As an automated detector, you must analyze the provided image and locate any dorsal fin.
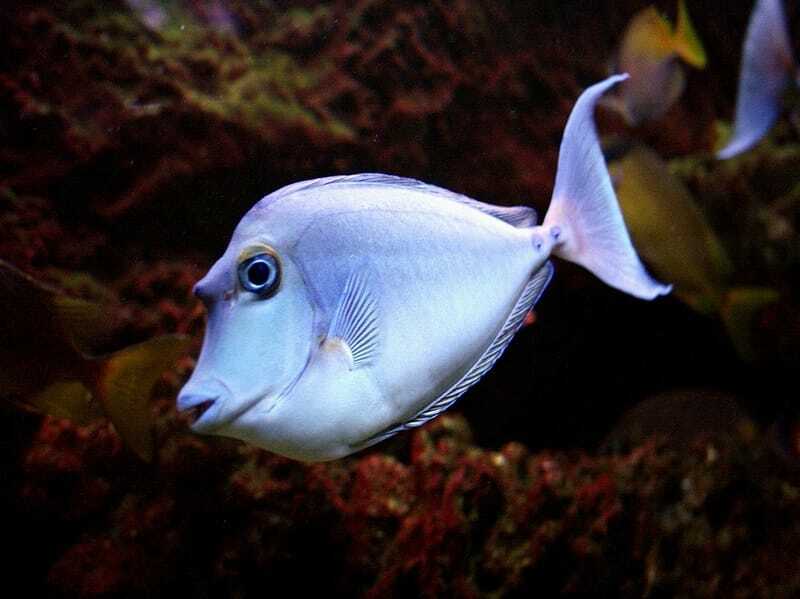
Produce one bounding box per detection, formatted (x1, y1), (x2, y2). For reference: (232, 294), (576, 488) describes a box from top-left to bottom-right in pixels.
(267, 173), (538, 228)
(470, 203), (538, 228)
(355, 262), (554, 449)
(327, 267), (379, 369)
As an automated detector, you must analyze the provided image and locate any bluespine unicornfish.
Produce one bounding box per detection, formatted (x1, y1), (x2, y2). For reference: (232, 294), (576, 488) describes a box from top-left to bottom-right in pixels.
(0, 260), (190, 461)
(177, 75), (671, 462)
(718, 0), (797, 159)
(604, 0), (707, 125)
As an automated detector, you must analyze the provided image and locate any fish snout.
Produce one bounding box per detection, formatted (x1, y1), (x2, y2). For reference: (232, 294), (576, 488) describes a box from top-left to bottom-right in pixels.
(177, 378), (230, 431)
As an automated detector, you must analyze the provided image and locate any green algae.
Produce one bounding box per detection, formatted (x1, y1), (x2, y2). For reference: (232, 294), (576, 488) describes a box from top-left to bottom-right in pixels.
(10, 3), (354, 160)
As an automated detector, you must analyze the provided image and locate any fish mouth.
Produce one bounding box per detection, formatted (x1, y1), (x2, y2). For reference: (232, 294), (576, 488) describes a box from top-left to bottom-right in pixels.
(187, 399), (216, 425)
(176, 392), (223, 432)
(177, 377), (277, 434)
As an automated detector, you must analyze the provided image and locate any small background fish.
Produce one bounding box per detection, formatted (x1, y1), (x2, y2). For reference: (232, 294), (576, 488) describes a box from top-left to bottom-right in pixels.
(604, 0), (707, 125)
(609, 143), (780, 360)
(0, 260), (190, 461)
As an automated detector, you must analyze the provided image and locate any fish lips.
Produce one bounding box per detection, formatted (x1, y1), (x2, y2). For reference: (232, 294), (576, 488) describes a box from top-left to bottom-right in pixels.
(177, 378), (272, 433)
(177, 392), (224, 432)
(177, 378), (234, 432)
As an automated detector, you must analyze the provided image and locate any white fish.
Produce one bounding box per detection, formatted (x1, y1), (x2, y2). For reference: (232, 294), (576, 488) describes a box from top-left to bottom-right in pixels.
(177, 75), (670, 462)
(717, 0), (797, 159)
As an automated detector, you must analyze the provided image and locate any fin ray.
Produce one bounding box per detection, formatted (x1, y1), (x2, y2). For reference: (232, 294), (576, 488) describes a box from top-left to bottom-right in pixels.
(0, 259), (114, 353)
(328, 267), (379, 369)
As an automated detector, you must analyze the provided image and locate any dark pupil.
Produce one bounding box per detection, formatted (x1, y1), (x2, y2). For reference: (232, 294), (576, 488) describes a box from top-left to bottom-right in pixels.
(247, 261), (271, 286)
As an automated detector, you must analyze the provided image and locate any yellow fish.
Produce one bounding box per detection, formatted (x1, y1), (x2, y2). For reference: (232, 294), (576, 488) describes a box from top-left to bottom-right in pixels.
(609, 145), (779, 359)
(605, 0), (707, 125)
(0, 260), (190, 461)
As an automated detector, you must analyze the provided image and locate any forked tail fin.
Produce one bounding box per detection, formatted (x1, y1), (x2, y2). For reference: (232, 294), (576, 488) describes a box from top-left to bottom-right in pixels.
(542, 74), (672, 300)
(96, 335), (190, 461)
(672, 0), (707, 68)
(717, 0), (795, 159)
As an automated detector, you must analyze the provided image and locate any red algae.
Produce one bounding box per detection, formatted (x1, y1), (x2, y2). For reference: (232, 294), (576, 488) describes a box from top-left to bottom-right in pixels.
(13, 392), (800, 597)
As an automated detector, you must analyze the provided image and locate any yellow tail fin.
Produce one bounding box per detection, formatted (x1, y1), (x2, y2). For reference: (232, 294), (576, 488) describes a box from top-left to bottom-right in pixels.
(97, 335), (190, 461)
(673, 0), (707, 68)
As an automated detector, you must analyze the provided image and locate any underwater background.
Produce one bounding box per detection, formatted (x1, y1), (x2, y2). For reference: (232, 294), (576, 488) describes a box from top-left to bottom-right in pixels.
(1, 0), (800, 596)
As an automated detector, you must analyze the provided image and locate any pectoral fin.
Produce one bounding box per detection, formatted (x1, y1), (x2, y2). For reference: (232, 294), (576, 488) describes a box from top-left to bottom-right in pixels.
(324, 268), (379, 370)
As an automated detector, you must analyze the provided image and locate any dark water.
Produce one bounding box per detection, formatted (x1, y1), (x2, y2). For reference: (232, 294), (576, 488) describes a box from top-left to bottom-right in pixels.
(2, 1), (800, 597)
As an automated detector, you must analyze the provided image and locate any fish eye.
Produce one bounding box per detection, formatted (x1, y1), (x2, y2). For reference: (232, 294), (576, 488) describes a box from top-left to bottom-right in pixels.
(238, 253), (280, 296)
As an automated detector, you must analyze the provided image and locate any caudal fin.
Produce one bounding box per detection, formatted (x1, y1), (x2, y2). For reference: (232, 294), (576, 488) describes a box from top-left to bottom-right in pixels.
(543, 75), (672, 300)
(717, 0), (795, 159)
(673, 0), (707, 68)
(96, 335), (190, 461)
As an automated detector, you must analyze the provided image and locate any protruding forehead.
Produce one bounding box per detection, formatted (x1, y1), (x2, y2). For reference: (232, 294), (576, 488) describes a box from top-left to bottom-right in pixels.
(194, 250), (234, 299)
(194, 198), (284, 299)
(230, 187), (325, 249)
(226, 212), (277, 256)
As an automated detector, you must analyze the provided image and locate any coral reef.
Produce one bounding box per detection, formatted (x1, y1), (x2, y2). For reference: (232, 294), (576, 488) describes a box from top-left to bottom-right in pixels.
(0, 0), (732, 250)
(14, 413), (800, 598)
(1, 1), (799, 597)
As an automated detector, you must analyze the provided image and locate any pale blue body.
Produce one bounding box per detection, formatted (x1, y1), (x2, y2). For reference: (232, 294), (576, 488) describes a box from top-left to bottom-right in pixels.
(177, 76), (669, 461)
